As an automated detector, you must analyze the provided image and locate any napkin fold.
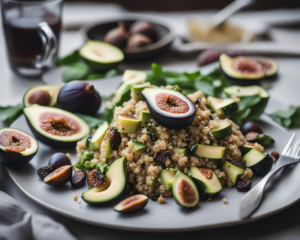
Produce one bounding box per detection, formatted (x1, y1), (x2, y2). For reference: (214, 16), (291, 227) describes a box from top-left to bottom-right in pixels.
(0, 191), (77, 240)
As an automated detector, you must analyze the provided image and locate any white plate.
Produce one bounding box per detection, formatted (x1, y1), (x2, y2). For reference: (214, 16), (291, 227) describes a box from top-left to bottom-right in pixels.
(4, 96), (299, 231)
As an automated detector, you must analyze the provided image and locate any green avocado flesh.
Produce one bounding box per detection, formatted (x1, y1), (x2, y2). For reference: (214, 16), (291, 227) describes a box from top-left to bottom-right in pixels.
(173, 147), (187, 156)
(207, 96), (238, 116)
(132, 84), (148, 102)
(132, 139), (146, 153)
(221, 160), (245, 185)
(242, 148), (273, 176)
(0, 128), (38, 156)
(147, 178), (158, 187)
(220, 54), (265, 80)
(103, 138), (113, 163)
(191, 144), (225, 167)
(23, 105), (90, 144)
(141, 88), (195, 118)
(79, 41), (124, 71)
(172, 171), (199, 208)
(224, 85), (269, 99)
(23, 85), (61, 107)
(82, 157), (127, 205)
(139, 111), (152, 124)
(242, 145), (256, 154)
(89, 122), (109, 150)
(210, 121), (232, 138)
(160, 168), (178, 189)
(112, 70), (147, 106)
(188, 167), (222, 198)
(116, 116), (141, 133)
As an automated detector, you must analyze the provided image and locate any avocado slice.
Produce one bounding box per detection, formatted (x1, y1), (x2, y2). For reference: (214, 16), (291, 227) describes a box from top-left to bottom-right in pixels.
(112, 70), (147, 106)
(160, 168), (178, 189)
(82, 157), (127, 206)
(116, 116), (141, 133)
(188, 167), (222, 198)
(207, 96), (238, 116)
(132, 84), (148, 102)
(79, 41), (124, 72)
(132, 139), (147, 153)
(243, 148), (273, 176)
(219, 54), (265, 85)
(102, 138), (113, 163)
(89, 122), (110, 150)
(173, 147), (187, 156)
(23, 85), (61, 107)
(141, 88), (196, 129)
(146, 178), (158, 187)
(122, 70), (147, 83)
(139, 111), (152, 124)
(221, 160), (245, 185)
(224, 85), (269, 99)
(172, 171), (199, 208)
(23, 105), (90, 148)
(0, 128), (38, 166)
(210, 121), (232, 138)
(242, 144), (256, 154)
(190, 144), (225, 167)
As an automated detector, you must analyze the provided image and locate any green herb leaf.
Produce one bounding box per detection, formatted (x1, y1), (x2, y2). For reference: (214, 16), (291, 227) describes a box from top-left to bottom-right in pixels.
(105, 69), (118, 78)
(57, 50), (81, 66)
(87, 73), (104, 80)
(131, 139), (147, 153)
(257, 134), (275, 146)
(0, 103), (23, 126)
(84, 161), (97, 171)
(96, 163), (110, 174)
(74, 113), (106, 129)
(74, 150), (94, 169)
(62, 62), (89, 83)
(269, 105), (300, 129)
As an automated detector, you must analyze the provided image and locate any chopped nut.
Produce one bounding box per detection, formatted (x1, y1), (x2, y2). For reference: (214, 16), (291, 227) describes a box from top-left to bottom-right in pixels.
(77, 200), (81, 204)
(207, 198), (212, 202)
(223, 198), (227, 204)
(270, 151), (280, 162)
(157, 195), (165, 204)
(66, 153), (72, 159)
(90, 159), (99, 164)
(73, 194), (78, 200)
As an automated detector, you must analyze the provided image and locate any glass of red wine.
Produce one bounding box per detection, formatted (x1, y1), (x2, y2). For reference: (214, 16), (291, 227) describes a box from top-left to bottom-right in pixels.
(1, 0), (63, 77)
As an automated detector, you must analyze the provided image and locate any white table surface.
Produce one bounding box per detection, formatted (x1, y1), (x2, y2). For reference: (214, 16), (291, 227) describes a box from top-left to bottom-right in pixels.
(1, 4), (300, 239)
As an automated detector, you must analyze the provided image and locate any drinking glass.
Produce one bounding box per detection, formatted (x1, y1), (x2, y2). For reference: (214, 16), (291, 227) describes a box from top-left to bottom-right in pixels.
(1, 0), (63, 77)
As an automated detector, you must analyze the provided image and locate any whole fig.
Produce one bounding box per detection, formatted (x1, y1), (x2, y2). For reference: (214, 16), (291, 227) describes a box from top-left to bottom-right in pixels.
(57, 81), (101, 115)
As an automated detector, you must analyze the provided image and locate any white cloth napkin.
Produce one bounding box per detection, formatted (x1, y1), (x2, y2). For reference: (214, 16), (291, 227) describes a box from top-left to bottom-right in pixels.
(0, 191), (77, 240)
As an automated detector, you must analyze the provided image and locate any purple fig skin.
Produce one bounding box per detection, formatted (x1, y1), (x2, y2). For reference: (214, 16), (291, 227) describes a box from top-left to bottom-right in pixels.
(57, 81), (101, 115)
(48, 153), (72, 170)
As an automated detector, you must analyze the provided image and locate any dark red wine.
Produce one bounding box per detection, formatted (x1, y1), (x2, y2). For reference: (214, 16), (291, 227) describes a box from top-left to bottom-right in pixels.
(3, 10), (61, 73)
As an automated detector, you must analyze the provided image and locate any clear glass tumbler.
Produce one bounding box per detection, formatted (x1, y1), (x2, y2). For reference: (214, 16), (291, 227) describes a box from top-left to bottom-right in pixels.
(1, 0), (63, 77)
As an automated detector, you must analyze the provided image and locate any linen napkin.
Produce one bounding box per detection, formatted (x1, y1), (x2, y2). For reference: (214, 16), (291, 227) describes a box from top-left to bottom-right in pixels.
(0, 191), (77, 240)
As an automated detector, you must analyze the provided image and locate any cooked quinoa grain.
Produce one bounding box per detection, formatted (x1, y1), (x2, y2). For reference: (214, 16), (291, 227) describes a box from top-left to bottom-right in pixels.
(76, 85), (253, 199)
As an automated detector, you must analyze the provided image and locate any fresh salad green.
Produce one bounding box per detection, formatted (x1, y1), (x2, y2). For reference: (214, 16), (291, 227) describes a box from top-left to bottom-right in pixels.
(269, 105), (300, 129)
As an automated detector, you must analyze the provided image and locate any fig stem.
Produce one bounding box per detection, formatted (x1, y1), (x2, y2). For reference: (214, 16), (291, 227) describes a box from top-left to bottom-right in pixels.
(86, 84), (95, 93)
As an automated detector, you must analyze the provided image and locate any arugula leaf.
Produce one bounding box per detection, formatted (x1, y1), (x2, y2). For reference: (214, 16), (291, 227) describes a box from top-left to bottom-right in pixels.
(57, 50), (81, 66)
(96, 163), (109, 174)
(269, 105), (300, 129)
(87, 73), (104, 80)
(74, 112), (106, 129)
(105, 69), (118, 78)
(62, 62), (89, 83)
(0, 103), (23, 126)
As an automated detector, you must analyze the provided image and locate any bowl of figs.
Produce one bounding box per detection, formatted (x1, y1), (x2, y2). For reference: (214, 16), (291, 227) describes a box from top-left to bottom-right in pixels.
(80, 16), (175, 61)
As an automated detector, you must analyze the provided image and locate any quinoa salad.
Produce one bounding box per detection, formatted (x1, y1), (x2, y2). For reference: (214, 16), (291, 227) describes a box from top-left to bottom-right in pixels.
(76, 83), (265, 205)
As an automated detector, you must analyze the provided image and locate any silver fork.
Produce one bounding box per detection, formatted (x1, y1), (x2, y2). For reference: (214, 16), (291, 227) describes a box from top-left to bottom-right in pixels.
(239, 133), (300, 219)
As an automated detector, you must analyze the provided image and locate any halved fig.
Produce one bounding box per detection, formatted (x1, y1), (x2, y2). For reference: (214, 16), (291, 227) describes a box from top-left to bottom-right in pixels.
(219, 54), (265, 85)
(37, 165), (54, 180)
(255, 57), (278, 77)
(23, 85), (61, 107)
(141, 88), (196, 129)
(23, 105), (90, 148)
(44, 165), (72, 187)
(0, 128), (38, 166)
(114, 194), (148, 213)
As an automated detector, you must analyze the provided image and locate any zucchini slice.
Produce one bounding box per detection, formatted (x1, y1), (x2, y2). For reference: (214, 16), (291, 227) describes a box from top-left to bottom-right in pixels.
(243, 148), (273, 176)
(210, 121), (232, 138)
(242, 144), (256, 154)
(224, 85), (269, 99)
(89, 122), (110, 150)
(173, 147), (187, 156)
(160, 168), (178, 190)
(221, 160), (245, 185)
(207, 96), (238, 116)
(188, 167), (222, 198)
(191, 144), (225, 167)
